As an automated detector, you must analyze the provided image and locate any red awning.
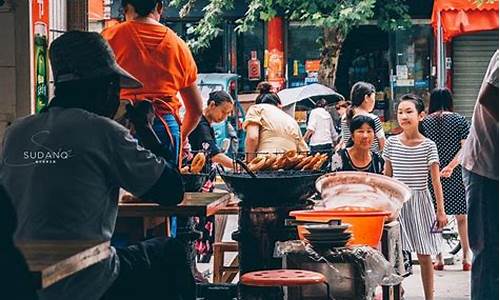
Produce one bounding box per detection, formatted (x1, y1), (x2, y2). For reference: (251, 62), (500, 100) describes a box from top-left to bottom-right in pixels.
(432, 0), (499, 41)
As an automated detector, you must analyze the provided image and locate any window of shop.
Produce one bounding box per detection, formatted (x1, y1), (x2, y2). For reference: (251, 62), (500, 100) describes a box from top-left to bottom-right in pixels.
(336, 26), (390, 125)
(286, 24), (322, 88)
(336, 26), (390, 99)
(389, 24), (433, 117)
(236, 22), (265, 93)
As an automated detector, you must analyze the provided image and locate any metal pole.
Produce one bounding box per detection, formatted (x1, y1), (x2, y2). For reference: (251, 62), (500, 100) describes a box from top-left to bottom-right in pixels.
(436, 12), (443, 88)
(437, 11), (447, 88)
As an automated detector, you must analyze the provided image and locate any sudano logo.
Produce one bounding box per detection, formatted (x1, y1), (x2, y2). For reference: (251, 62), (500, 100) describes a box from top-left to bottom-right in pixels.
(23, 150), (72, 164)
(3, 130), (75, 167)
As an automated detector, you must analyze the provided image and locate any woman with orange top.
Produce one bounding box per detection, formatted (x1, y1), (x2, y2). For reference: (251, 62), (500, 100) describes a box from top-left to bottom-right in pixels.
(102, 0), (203, 164)
(102, 0), (204, 283)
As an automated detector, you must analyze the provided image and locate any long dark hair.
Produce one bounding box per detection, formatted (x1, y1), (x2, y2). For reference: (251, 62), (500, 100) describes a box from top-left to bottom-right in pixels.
(255, 81), (281, 106)
(346, 115), (376, 147)
(122, 0), (162, 17)
(428, 88), (454, 114)
(346, 81), (376, 123)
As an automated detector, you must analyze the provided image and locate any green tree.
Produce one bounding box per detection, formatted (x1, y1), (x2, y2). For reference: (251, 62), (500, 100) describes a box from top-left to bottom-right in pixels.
(171, 0), (412, 88)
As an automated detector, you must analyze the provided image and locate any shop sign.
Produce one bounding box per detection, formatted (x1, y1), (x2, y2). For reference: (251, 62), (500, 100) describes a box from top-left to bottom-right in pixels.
(304, 76), (319, 84)
(293, 60), (299, 76)
(395, 79), (414, 87)
(305, 60), (320, 73)
(396, 65), (408, 80)
(267, 49), (284, 81)
(414, 80), (429, 89)
(248, 50), (261, 81)
(33, 0), (49, 113)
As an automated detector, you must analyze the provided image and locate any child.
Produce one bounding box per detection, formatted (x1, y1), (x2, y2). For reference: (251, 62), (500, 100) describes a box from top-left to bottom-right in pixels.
(383, 94), (448, 300)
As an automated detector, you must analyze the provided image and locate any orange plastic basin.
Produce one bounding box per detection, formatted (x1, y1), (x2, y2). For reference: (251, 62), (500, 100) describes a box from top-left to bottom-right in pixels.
(290, 208), (391, 248)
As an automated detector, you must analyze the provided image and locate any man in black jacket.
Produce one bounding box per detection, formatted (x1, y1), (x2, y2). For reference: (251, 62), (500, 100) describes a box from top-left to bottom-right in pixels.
(0, 31), (194, 300)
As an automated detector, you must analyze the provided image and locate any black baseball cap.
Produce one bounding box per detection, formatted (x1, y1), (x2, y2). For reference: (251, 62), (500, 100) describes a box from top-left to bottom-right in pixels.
(49, 31), (142, 88)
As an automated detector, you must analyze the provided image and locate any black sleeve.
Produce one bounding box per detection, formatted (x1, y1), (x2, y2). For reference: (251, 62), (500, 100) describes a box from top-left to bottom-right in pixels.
(189, 122), (221, 157)
(139, 160), (185, 206)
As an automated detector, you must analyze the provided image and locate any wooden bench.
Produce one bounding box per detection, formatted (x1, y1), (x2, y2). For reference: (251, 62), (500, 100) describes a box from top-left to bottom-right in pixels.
(213, 241), (239, 283)
(17, 240), (111, 289)
(212, 202), (240, 283)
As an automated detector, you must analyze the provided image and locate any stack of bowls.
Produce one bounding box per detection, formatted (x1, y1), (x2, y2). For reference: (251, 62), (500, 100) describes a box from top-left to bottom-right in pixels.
(303, 223), (352, 250)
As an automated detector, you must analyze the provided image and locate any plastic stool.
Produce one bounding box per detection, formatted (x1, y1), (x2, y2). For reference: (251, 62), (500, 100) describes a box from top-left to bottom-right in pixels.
(240, 269), (332, 300)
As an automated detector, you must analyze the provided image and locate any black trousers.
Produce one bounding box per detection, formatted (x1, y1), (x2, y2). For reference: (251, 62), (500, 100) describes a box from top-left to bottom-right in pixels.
(309, 143), (333, 156)
(101, 238), (196, 300)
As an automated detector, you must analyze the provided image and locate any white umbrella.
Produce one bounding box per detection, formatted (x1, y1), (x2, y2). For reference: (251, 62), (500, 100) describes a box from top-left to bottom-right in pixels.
(278, 83), (344, 107)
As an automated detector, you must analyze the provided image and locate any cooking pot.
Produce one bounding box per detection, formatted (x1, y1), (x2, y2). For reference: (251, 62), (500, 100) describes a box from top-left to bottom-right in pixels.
(315, 171), (411, 219)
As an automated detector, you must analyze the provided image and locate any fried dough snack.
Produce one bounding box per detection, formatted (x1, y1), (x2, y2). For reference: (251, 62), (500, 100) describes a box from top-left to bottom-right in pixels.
(294, 155), (314, 170)
(248, 156), (267, 172)
(302, 153), (322, 170)
(190, 152), (206, 174)
(260, 155), (277, 170)
(312, 154), (329, 171)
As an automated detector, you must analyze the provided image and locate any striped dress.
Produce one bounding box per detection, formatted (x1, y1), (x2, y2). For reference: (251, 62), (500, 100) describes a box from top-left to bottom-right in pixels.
(383, 135), (441, 255)
(341, 113), (385, 153)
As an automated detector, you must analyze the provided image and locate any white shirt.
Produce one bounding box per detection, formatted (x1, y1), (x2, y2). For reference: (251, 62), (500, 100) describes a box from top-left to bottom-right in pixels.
(307, 107), (337, 146)
(461, 49), (499, 180)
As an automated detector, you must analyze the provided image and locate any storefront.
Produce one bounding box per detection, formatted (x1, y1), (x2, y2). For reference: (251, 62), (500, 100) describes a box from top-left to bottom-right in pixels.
(432, 0), (499, 119)
(107, 0), (438, 127)
(451, 30), (498, 119)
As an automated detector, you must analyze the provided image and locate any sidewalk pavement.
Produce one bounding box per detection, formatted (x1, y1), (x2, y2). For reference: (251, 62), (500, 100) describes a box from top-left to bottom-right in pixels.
(402, 263), (470, 300)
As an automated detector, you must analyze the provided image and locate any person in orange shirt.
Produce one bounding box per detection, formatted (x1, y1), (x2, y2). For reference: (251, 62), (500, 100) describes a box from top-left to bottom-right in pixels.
(102, 0), (205, 284)
(102, 0), (203, 164)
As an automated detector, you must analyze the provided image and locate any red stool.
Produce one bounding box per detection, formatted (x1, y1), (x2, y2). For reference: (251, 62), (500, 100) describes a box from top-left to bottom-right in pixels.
(240, 269), (331, 300)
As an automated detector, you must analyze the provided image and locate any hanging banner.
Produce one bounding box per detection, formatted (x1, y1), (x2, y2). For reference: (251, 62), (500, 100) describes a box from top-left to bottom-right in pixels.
(305, 60), (321, 73)
(33, 0), (49, 113)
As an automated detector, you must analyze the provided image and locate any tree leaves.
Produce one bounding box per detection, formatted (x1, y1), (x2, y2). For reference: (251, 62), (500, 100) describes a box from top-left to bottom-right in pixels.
(171, 0), (410, 86)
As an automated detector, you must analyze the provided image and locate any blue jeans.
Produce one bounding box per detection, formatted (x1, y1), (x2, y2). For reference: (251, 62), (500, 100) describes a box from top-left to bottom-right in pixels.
(463, 168), (499, 300)
(152, 114), (180, 164)
(152, 114), (184, 237)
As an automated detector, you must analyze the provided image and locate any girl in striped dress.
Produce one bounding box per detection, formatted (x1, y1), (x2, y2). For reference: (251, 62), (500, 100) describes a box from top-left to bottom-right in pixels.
(383, 94), (448, 300)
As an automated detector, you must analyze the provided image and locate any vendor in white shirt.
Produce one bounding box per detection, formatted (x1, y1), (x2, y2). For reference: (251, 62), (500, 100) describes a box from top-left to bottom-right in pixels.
(303, 99), (338, 157)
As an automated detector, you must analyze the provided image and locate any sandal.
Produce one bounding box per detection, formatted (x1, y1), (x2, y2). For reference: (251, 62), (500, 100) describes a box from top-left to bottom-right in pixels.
(433, 262), (444, 271)
(463, 263), (472, 271)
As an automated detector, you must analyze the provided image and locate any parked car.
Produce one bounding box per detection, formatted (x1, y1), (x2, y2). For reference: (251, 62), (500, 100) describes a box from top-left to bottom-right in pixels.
(196, 73), (246, 156)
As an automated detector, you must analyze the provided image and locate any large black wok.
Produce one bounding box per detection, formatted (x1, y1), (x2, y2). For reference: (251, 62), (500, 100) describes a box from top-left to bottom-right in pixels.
(220, 170), (323, 206)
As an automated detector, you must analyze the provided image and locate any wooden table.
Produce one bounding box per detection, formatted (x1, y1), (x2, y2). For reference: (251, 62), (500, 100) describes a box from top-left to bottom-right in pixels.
(117, 192), (232, 239)
(118, 192), (232, 217)
(17, 240), (111, 289)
